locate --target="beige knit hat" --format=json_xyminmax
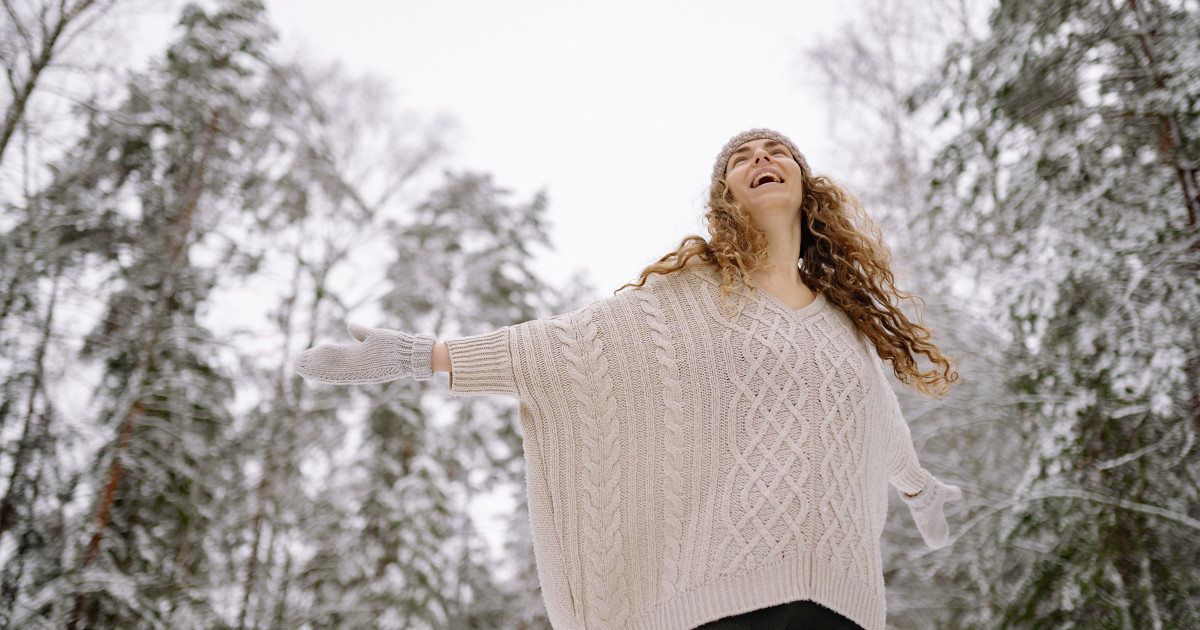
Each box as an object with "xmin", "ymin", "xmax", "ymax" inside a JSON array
[{"xmin": 712, "ymin": 128, "xmax": 810, "ymax": 188}]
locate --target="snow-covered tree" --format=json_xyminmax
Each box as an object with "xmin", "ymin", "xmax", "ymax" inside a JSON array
[
  {"xmin": 809, "ymin": 0, "xmax": 1200, "ymax": 627},
  {"xmin": 0, "ymin": 1, "xmax": 587, "ymax": 628},
  {"xmin": 41, "ymin": 2, "xmax": 283, "ymax": 627},
  {"xmin": 930, "ymin": 2, "xmax": 1199, "ymax": 626},
  {"xmin": 306, "ymin": 171, "xmax": 563, "ymax": 629}
]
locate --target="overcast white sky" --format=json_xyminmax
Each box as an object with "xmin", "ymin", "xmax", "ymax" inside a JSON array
[{"xmin": 263, "ymin": 0, "xmax": 860, "ymax": 297}]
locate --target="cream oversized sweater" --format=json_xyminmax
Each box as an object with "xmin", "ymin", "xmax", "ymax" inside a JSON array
[{"xmin": 445, "ymin": 264, "xmax": 937, "ymax": 630}]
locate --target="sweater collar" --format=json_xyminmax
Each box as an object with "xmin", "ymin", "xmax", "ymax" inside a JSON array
[{"xmin": 756, "ymin": 289, "xmax": 827, "ymax": 320}]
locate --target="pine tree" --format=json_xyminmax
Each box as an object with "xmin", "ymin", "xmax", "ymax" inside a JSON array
[
  {"xmin": 808, "ymin": 1, "xmax": 1200, "ymax": 627},
  {"xmin": 0, "ymin": 1, "xmax": 573, "ymax": 626},
  {"xmin": 385, "ymin": 172, "xmax": 560, "ymax": 629},
  {"xmin": 18, "ymin": 2, "xmax": 284, "ymax": 627},
  {"xmin": 294, "ymin": 171, "xmax": 562, "ymax": 629},
  {"xmin": 222, "ymin": 59, "xmax": 447, "ymax": 629},
  {"xmin": 920, "ymin": 1, "xmax": 1200, "ymax": 626},
  {"xmin": 1, "ymin": 8, "xmax": 133, "ymax": 615}
]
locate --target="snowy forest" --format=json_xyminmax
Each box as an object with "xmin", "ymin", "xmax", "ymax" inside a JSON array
[{"xmin": 0, "ymin": 0, "xmax": 1197, "ymax": 629}]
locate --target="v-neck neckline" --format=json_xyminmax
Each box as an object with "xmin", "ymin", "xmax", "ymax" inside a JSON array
[{"xmin": 757, "ymin": 287, "xmax": 827, "ymax": 320}]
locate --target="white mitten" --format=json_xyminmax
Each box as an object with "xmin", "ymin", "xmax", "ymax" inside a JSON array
[
  {"xmin": 901, "ymin": 471, "xmax": 962, "ymax": 549},
  {"xmin": 294, "ymin": 324, "xmax": 435, "ymax": 384}
]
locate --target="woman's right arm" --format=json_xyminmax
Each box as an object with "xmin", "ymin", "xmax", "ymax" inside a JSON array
[{"xmin": 294, "ymin": 323, "xmax": 520, "ymax": 399}]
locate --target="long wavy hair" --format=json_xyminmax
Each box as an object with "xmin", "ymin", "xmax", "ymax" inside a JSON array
[{"xmin": 618, "ymin": 166, "xmax": 958, "ymax": 399}]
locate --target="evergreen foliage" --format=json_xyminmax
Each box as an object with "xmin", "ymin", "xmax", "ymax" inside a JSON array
[
  {"xmin": 812, "ymin": 0, "xmax": 1200, "ymax": 627},
  {"xmin": 927, "ymin": 2, "xmax": 1200, "ymax": 627},
  {"xmin": 0, "ymin": 1, "xmax": 564, "ymax": 628},
  {"xmin": 10, "ymin": 0, "xmax": 1195, "ymax": 628}
]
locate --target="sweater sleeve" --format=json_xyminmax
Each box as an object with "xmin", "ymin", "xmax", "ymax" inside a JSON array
[
  {"xmin": 445, "ymin": 328, "xmax": 519, "ymax": 396},
  {"xmin": 872, "ymin": 356, "xmax": 929, "ymax": 496}
]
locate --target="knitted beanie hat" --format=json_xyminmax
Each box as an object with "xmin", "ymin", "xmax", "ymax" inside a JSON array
[{"xmin": 712, "ymin": 128, "xmax": 810, "ymax": 188}]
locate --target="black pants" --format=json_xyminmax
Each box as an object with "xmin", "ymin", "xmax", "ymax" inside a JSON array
[{"xmin": 692, "ymin": 600, "xmax": 864, "ymax": 630}]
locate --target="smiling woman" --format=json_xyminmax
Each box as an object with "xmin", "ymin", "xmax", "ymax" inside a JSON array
[
  {"xmin": 624, "ymin": 129, "xmax": 957, "ymax": 399},
  {"xmin": 295, "ymin": 128, "xmax": 962, "ymax": 630}
]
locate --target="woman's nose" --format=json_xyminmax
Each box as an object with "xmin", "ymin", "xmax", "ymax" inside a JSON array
[{"xmin": 754, "ymin": 149, "xmax": 772, "ymax": 163}]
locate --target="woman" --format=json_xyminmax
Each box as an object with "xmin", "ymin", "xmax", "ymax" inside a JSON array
[{"xmin": 295, "ymin": 128, "xmax": 961, "ymax": 630}]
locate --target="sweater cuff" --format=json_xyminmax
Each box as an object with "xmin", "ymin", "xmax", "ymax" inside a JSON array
[
  {"xmin": 408, "ymin": 333, "xmax": 436, "ymax": 381},
  {"xmin": 445, "ymin": 328, "xmax": 518, "ymax": 396},
  {"xmin": 900, "ymin": 470, "xmax": 939, "ymax": 510},
  {"xmin": 892, "ymin": 466, "xmax": 929, "ymax": 497}
]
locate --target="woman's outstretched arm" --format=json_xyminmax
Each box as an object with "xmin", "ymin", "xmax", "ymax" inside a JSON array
[{"xmin": 296, "ymin": 325, "xmax": 520, "ymax": 397}]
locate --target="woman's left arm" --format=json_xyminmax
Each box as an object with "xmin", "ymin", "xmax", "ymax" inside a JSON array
[{"xmin": 873, "ymin": 354, "xmax": 962, "ymax": 549}]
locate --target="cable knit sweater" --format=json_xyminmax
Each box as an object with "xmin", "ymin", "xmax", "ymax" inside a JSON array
[{"xmin": 445, "ymin": 264, "xmax": 937, "ymax": 630}]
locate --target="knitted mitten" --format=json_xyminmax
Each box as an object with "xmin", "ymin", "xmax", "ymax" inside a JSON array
[
  {"xmin": 294, "ymin": 323, "xmax": 435, "ymax": 384},
  {"xmin": 901, "ymin": 471, "xmax": 962, "ymax": 549}
]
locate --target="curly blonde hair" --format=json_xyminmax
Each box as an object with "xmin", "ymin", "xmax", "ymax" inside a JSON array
[{"xmin": 618, "ymin": 166, "xmax": 958, "ymax": 399}]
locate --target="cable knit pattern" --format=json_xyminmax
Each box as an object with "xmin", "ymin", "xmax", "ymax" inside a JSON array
[
  {"xmin": 702, "ymin": 281, "xmax": 820, "ymax": 578},
  {"xmin": 444, "ymin": 265, "xmax": 946, "ymax": 630},
  {"xmin": 552, "ymin": 312, "xmax": 631, "ymax": 628},
  {"xmin": 635, "ymin": 289, "xmax": 687, "ymax": 598}
]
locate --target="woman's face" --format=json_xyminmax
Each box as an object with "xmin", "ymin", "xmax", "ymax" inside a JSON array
[{"xmin": 723, "ymin": 138, "xmax": 805, "ymax": 218}]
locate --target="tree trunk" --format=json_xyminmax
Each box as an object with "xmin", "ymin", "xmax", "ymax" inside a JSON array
[
  {"xmin": 237, "ymin": 462, "xmax": 270, "ymax": 630},
  {"xmin": 0, "ymin": 270, "xmax": 57, "ymax": 539},
  {"xmin": 270, "ymin": 550, "xmax": 292, "ymax": 630},
  {"xmin": 0, "ymin": 270, "xmax": 57, "ymax": 621}
]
